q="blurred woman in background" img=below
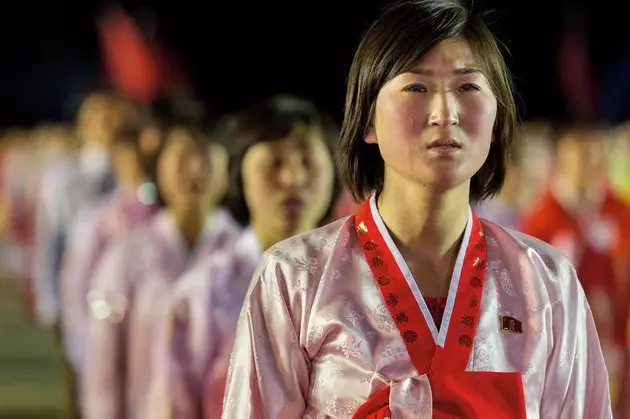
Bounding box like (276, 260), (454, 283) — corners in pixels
(82, 105), (240, 419)
(520, 123), (630, 415)
(32, 91), (129, 329)
(147, 95), (340, 419)
(58, 100), (165, 410)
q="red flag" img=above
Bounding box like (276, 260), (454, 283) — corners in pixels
(97, 5), (194, 102)
(98, 4), (159, 102)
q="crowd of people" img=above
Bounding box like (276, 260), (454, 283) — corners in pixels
(0, 0), (629, 418)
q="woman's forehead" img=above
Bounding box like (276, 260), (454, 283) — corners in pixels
(248, 130), (329, 158)
(403, 38), (479, 75)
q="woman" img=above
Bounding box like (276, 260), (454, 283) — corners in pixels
(33, 91), (127, 328)
(520, 123), (630, 416)
(222, 1), (611, 418)
(147, 95), (339, 418)
(57, 105), (161, 417)
(82, 109), (241, 419)
(59, 103), (164, 380)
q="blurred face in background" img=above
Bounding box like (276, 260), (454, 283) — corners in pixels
(515, 127), (554, 210)
(156, 127), (212, 213)
(76, 93), (128, 147)
(498, 162), (521, 205)
(32, 124), (77, 154)
(241, 124), (335, 236)
(556, 128), (606, 191)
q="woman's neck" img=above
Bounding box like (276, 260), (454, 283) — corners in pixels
(170, 205), (209, 249)
(251, 219), (317, 252)
(377, 176), (470, 265)
(116, 168), (146, 190)
(377, 176), (470, 296)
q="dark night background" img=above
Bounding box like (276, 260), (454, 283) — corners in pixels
(2, 0), (630, 127)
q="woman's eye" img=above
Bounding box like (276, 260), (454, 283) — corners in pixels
(458, 83), (481, 93)
(403, 84), (428, 93)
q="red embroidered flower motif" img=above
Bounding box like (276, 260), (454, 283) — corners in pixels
(370, 256), (384, 268)
(472, 257), (485, 270)
(377, 275), (391, 286)
(364, 240), (378, 251)
(459, 335), (473, 347)
(462, 315), (475, 327)
(403, 330), (418, 343)
(394, 312), (409, 324)
(469, 295), (479, 308)
(475, 242), (485, 251)
(386, 293), (399, 307)
(469, 277), (482, 288)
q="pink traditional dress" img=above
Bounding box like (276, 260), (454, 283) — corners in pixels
(147, 229), (261, 419)
(33, 146), (115, 327)
(222, 194), (612, 418)
(82, 208), (240, 419)
(59, 184), (159, 376)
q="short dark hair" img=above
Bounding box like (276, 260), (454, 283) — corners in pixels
(138, 94), (207, 143)
(113, 94), (207, 157)
(337, 0), (517, 202)
(222, 94), (341, 226)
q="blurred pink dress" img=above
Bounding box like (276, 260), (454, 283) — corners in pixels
(33, 146), (115, 327)
(222, 194), (611, 418)
(59, 184), (159, 376)
(82, 208), (240, 419)
(147, 228), (260, 419)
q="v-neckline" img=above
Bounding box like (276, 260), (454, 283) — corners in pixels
(368, 194), (473, 348)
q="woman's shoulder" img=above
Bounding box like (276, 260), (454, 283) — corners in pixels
(266, 216), (356, 263)
(247, 216), (356, 293)
(484, 217), (557, 251)
(481, 218), (583, 303)
(172, 234), (257, 305)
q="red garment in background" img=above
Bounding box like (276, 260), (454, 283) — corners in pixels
(521, 188), (630, 343)
(520, 187), (630, 416)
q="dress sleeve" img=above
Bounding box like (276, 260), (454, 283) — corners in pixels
(82, 240), (130, 419)
(540, 262), (613, 418)
(221, 254), (311, 419)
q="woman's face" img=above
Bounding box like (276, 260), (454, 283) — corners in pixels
(241, 125), (335, 235)
(366, 38), (498, 194)
(156, 127), (212, 211)
(76, 94), (126, 146)
(556, 130), (605, 190)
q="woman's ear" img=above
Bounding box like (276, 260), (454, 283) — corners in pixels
(365, 127), (378, 144)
